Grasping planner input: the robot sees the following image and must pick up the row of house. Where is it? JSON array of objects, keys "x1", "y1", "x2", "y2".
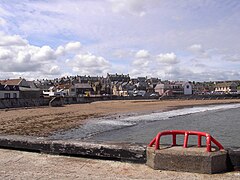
[
  {"x1": 0, "y1": 78, "x2": 41, "y2": 99},
  {"x1": 0, "y1": 74, "x2": 239, "y2": 99}
]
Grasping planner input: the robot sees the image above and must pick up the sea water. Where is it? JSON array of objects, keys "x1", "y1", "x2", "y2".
[{"x1": 49, "y1": 103, "x2": 240, "y2": 148}]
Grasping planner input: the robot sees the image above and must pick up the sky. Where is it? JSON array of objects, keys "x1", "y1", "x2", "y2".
[{"x1": 0, "y1": 0, "x2": 240, "y2": 81}]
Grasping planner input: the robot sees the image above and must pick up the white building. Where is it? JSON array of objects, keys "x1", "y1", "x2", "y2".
[
  {"x1": 183, "y1": 82, "x2": 193, "y2": 95},
  {"x1": 0, "y1": 84, "x2": 20, "y2": 99}
]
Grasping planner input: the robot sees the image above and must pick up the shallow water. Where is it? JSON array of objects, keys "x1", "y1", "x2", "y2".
[{"x1": 49, "y1": 103, "x2": 240, "y2": 148}]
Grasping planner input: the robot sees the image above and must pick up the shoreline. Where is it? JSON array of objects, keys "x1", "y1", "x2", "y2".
[{"x1": 1, "y1": 99, "x2": 240, "y2": 137}]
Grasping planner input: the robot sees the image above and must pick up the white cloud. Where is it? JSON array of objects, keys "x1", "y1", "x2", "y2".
[
  {"x1": 32, "y1": 46, "x2": 56, "y2": 61},
  {"x1": 0, "y1": 32, "x2": 28, "y2": 46},
  {"x1": 69, "y1": 53, "x2": 111, "y2": 75},
  {"x1": 135, "y1": 49, "x2": 150, "y2": 58},
  {"x1": 0, "y1": 1, "x2": 240, "y2": 81},
  {"x1": 0, "y1": 32, "x2": 114, "y2": 78},
  {"x1": 65, "y1": 41, "x2": 81, "y2": 52},
  {"x1": 188, "y1": 44, "x2": 203, "y2": 53},
  {"x1": 223, "y1": 54, "x2": 240, "y2": 62},
  {"x1": 109, "y1": 0, "x2": 160, "y2": 16},
  {"x1": 55, "y1": 45, "x2": 65, "y2": 56},
  {"x1": 0, "y1": 48, "x2": 12, "y2": 59},
  {"x1": 130, "y1": 49, "x2": 152, "y2": 77},
  {"x1": 0, "y1": 32, "x2": 61, "y2": 76},
  {"x1": 110, "y1": 0, "x2": 147, "y2": 16},
  {"x1": 156, "y1": 52, "x2": 179, "y2": 64},
  {"x1": 55, "y1": 42, "x2": 82, "y2": 56},
  {"x1": 112, "y1": 49, "x2": 134, "y2": 58},
  {"x1": 49, "y1": 65, "x2": 61, "y2": 75},
  {"x1": 132, "y1": 58, "x2": 149, "y2": 67},
  {"x1": 131, "y1": 50, "x2": 177, "y2": 78},
  {"x1": 16, "y1": 51, "x2": 31, "y2": 64},
  {"x1": 187, "y1": 44, "x2": 210, "y2": 59},
  {"x1": 0, "y1": 17, "x2": 6, "y2": 26}
]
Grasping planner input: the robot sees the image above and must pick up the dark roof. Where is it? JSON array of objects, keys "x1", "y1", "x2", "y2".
[
  {"x1": 57, "y1": 84, "x2": 73, "y2": 89},
  {"x1": 27, "y1": 81, "x2": 38, "y2": 88},
  {"x1": 215, "y1": 82, "x2": 237, "y2": 88},
  {"x1": 74, "y1": 83, "x2": 92, "y2": 89}
]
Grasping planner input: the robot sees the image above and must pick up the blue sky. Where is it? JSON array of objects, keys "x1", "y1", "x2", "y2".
[{"x1": 0, "y1": 0, "x2": 240, "y2": 81}]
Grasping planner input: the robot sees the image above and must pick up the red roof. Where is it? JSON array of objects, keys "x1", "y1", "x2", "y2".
[{"x1": 0, "y1": 79, "x2": 22, "y2": 86}]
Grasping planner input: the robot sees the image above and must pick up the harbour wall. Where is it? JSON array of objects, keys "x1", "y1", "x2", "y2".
[{"x1": 0, "y1": 94, "x2": 240, "y2": 109}]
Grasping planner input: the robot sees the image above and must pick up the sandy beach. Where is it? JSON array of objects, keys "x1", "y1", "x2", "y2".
[{"x1": 1, "y1": 99, "x2": 240, "y2": 136}]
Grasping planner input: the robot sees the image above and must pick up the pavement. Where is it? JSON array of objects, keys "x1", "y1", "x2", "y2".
[{"x1": 0, "y1": 149, "x2": 240, "y2": 180}]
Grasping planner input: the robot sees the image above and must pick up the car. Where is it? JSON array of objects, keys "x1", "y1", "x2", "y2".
[{"x1": 150, "y1": 93, "x2": 159, "y2": 97}]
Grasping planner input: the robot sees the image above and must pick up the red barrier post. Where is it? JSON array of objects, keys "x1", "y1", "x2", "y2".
[
  {"x1": 172, "y1": 134, "x2": 176, "y2": 146},
  {"x1": 206, "y1": 135, "x2": 211, "y2": 152},
  {"x1": 183, "y1": 132, "x2": 188, "y2": 148},
  {"x1": 198, "y1": 135, "x2": 202, "y2": 147},
  {"x1": 148, "y1": 130, "x2": 224, "y2": 152}
]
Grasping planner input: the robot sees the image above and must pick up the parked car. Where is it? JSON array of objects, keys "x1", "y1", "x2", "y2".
[{"x1": 150, "y1": 93, "x2": 159, "y2": 97}]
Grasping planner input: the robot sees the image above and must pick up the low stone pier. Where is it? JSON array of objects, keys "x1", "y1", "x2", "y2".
[
  {"x1": 0, "y1": 135, "x2": 146, "y2": 163},
  {"x1": 0, "y1": 135, "x2": 240, "y2": 173}
]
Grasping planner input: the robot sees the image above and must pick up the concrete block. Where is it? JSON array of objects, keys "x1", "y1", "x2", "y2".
[
  {"x1": 146, "y1": 146, "x2": 227, "y2": 174},
  {"x1": 226, "y1": 148, "x2": 240, "y2": 170}
]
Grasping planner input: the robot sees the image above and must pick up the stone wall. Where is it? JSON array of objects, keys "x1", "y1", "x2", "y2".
[
  {"x1": 0, "y1": 98, "x2": 49, "y2": 109},
  {"x1": 0, "y1": 94, "x2": 239, "y2": 109}
]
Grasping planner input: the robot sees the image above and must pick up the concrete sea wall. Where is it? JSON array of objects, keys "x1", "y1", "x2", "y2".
[
  {"x1": 0, "y1": 135, "x2": 239, "y2": 171},
  {"x1": 0, "y1": 98, "x2": 49, "y2": 109},
  {"x1": 0, "y1": 94, "x2": 240, "y2": 109}
]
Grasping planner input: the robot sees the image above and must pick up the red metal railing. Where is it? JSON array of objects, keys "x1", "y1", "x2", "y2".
[{"x1": 148, "y1": 130, "x2": 224, "y2": 152}]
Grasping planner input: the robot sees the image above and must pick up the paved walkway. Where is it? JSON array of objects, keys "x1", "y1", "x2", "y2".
[{"x1": 0, "y1": 149, "x2": 239, "y2": 180}]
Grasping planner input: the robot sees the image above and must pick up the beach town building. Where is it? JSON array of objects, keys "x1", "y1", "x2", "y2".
[
  {"x1": 99, "y1": 78, "x2": 111, "y2": 95},
  {"x1": 0, "y1": 84, "x2": 20, "y2": 99},
  {"x1": 55, "y1": 84, "x2": 73, "y2": 96},
  {"x1": 73, "y1": 83, "x2": 93, "y2": 96},
  {"x1": 154, "y1": 81, "x2": 193, "y2": 96},
  {"x1": 154, "y1": 83, "x2": 165, "y2": 96},
  {"x1": 107, "y1": 73, "x2": 130, "y2": 83},
  {"x1": 42, "y1": 86, "x2": 55, "y2": 97},
  {"x1": 183, "y1": 82, "x2": 193, "y2": 95},
  {"x1": 147, "y1": 78, "x2": 160, "y2": 86},
  {"x1": 112, "y1": 82, "x2": 120, "y2": 96},
  {"x1": 77, "y1": 75, "x2": 101, "y2": 84},
  {"x1": 0, "y1": 78, "x2": 41, "y2": 98},
  {"x1": 35, "y1": 79, "x2": 55, "y2": 91},
  {"x1": 91, "y1": 81, "x2": 102, "y2": 95},
  {"x1": 44, "y1": 83, "x2": 94, "y2": 97},
  {"x1": 214, "y1": 82, "x2": 237, "y2": 93},
  {"x1": 1, "y1": 74, "x2": 219, "y2": 99},
  {"x1": 112, "y1": 82, "x2": 135, "y2": 96}
]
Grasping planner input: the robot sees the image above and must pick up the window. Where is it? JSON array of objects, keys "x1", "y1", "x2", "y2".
[
  {"x1": 13, "y1": 93, "x2": 17, "y2": 98},
  {"x1": 186, "y1": 85, "x2": 189, "y2": 89},
  {"x1": 4, "y1": 93, "x2": 10, "y2": 98}
]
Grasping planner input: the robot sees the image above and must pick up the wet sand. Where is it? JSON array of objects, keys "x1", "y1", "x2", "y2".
[{"x1": 1, "y1": 99, "x2": 240, "y2": 136}]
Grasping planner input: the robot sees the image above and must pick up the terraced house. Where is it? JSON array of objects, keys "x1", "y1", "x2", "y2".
[
  {"x1": 0, "y1": 78, "x2": 41, "y2": 98},
  {"x1": 214, "y1": 82, "x2": 237, "y2": 93},
  {"x1": 0, "y1": 84, "x2": 19, "y2": 99}
]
